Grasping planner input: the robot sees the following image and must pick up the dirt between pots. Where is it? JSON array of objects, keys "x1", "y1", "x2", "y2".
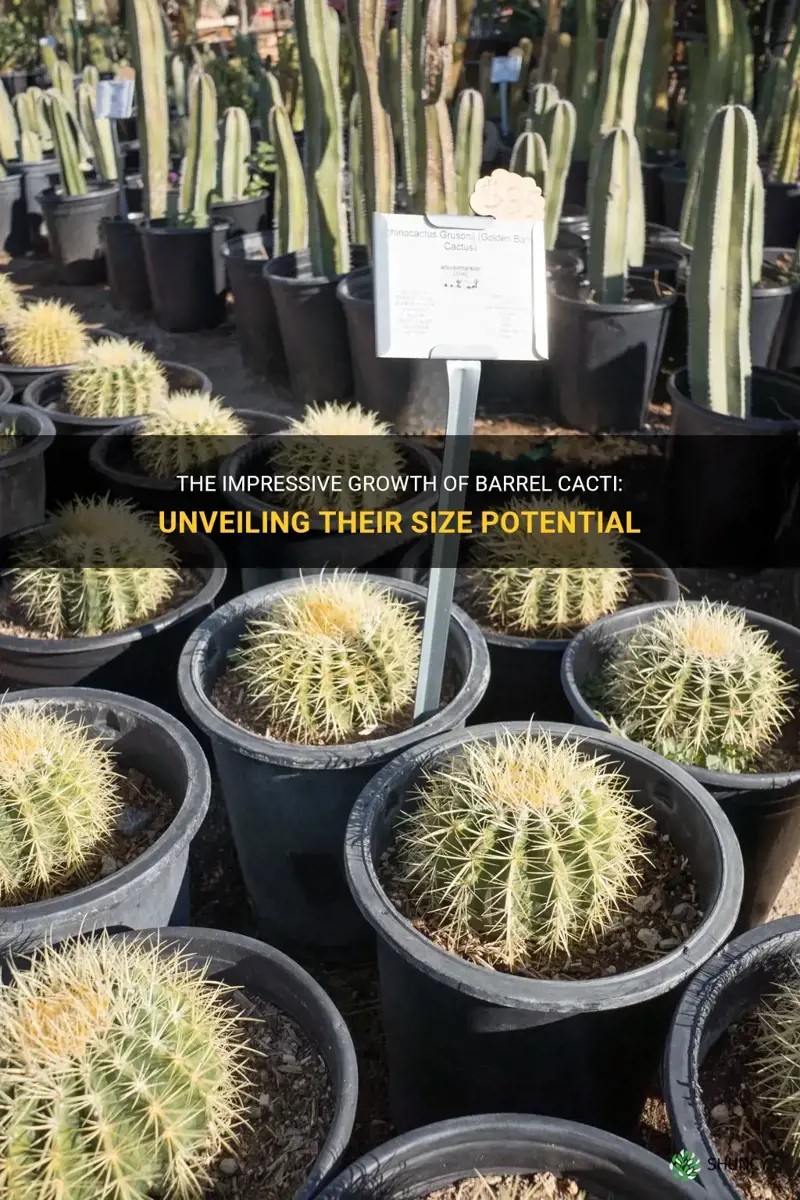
[
  {"x1": 426, "y1": 1175, "x2": 588, "y2": 1200},
  {"x1": 206, "y1": 990, "x2": 334, "y2": 1200}
]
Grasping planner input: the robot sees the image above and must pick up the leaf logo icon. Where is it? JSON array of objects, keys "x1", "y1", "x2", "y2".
[{"x1": 670, "y1": 1149, "x2": 701, "y2": 1180}]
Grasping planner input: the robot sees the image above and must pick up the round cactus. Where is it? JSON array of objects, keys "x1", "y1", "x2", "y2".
[
  {"x1": 4, "y1": 299, "x2": 89, "y2": 367},
  {"x1": 132, "y1": 390, "x2": 247, "y2": 478},
  {"x1": 10, "y1": 497, "x2": 180, "y2": 638},
  {"x1": 605, "y1": 599, "x2": 795, "y2": 770},
  {"x1": 272, "y1": 401, "x2": 405, "y2": 511},
  {"x1": 0, "y1": 273, "x2": 24, "y2": 325},
  {"x1": 0, "y1": 931, "x2": 252, "y2": 1200},
  {"x1": 63, "y1": 338, "x2": 170, "y2": 419},
  {"x1": 755, "y1": 981, "x2": 800, "y2": 1166},
  {"x1": 396, "y1": 731, "x2": 651, "y2": 966},
  {"x1": 468, "y1": 498, "x2": 632, "y2": 635},
  {"x1": 232, "y1": 575, "x2": 422, "y2": 745},
  {"x1": 0, "y1": 702, "x2": 120, "y2": 902}
]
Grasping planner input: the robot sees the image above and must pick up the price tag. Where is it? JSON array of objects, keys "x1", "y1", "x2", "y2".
[
  {"x1": 95, "y1": 78, "x2": 135, "y2": 120},
  {"x1": 490, "y1": 55, "x2": 522, "y2": 84}
]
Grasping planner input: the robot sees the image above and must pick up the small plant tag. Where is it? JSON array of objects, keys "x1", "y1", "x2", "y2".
[
  {"x1": 95, "y1": 79, "x2": 135, "y2": 121},
  {"x1": 490, "y1": 55, "x2": 523, "y2": 84}
]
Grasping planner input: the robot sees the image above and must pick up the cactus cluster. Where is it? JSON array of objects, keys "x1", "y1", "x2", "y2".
[
  {"x1": 133, "y1": 391, "x2": 247, "y2": 478},
  {"x1": 273, "y1": 401, "x2": 404, "y2": 511},
  {"x1": 754, "y1": 978, "x2": 800, "y2": 1168},
  {"x1": 605, "y1": 599, "x2": 795, "y2": 771},
  {"x1": 232, "y1": 574, "x2": 422, "y2": 745},
  {"x1": 0, "y1": 932, "x2": 252, "y2": 1199},
  {"x1": 9, "y1": 497, "x2": 180, "y2": 639},
  {"x1": 44, "y1": 89, "x2": 89, "y2": 197},
  {"x1": 3, "y1": 300, "x2": 89, "y2": 368},
  {"x1": 63, "y1": 339, "x2": 169, "y2": 419},
  {"x1": 396, "y1": 731, "x2": 651, "y2": 965},
  {"x1": 468, "y1": 499, "x2": 632, "y2": 636},
  {"x1": 0, "y1": 702, "x2": 119, "y2": 902},
  {"x1": 76, "y1": 81, "x2": 117, "y2": 182}
]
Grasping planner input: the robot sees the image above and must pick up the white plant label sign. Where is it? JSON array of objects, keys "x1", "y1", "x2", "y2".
[
  {"x1": 95, "y1": 79, "x2": 135, "y2": 120},
  {"x1": 490, "y1": 55, "x2": 523, "y2": 83}
]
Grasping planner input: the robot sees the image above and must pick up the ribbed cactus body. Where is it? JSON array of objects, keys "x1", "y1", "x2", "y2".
[
  {"x1": 755, "y1": 982, "x2": 800, "y2": 1167},
  {"x1": 400, "y1": 0, "x2": 457, "y2": 215},
  {"x1": 76, "y1": 82, "x2": 117, "y2": 182},
  {"x1": 0, "y1": 275, "x2": 23, "y2": 325},
  {"x1": 348, "y1": 92, "x2": 369, "y2": 244},
  {"x1": 526, "y1": 82, "x2": 558, "y2": 135},
  {"x1": 179, "y1": 71, "x2": 218, "y2": 227},
  {"x1": 4, "y1": 301, "x2": 88, "y2": 367},
  {"x1": 346, "y1": 0, "x2": 396, "y2": 253},
  {"x1": 454, "y1": 88, "x2": 483, "y2": 215},
  {"x1": 590, "y1": 0, "x2": 649, "y2": 145},
  {"x1": 129, "y1": 0, "x2": 169, "y2": 219},
  {"x1": 541, "y1": 98, "x2": 576, "y2": 248},
  {"x1": 637, "y1": 0, "x2": 675, "y2": 150},
  {"x1": 52, "y1": 59, "x2": 76, "y2": 109},
  {"x1": 588, "y1": 127, "x2": 637, "y2": 303},
  {"x1": 571, "y1": 0, "x2": 597, "y2": 158},
  {"x1": 13, "y1": 89, "x2": 48, "y2": 157},
  {"x1": 295, "y1": 0, "x2": 350, "y2": 275},
  {"x1": 171, "y1": 51, "x2": 188, "y2": 116},
  {"x1": 0, "y1": 85, "x2": 19, "y2": 163},
  {"x1": 508, "y1": 38, "x2": 533, "y2": 126},
  {"x1": 219, "y1": 106, "x2": 250, "y2": 201},
  {"x1": 270, "y1": 102, "x2": 308, "y2": 256},
  {"x1": 730, "y1": 0, "x2": 754, "y2": 107},
  {"x1": 258, "y1": 68, "x2": 283, "y2": 140},
  {"x1": 82, "y1": 63, "x2": 100, "y2": 93},
  {"x1": 770, "y1": 81, "x2": 800, "y2": 184},
  {"x1": 510, "y1": 128, "x2": 548, "y2": 194},
  {"x1": 133, "y1": 391, "x2": 247, "y2": 478},
  {"x1": 63, "y1": 339, "x2": 169, "y2": 419}
]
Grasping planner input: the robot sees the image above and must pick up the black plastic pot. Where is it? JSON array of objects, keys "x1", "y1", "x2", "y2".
[
  {"x1": 0, "y1": 170, "x2": 27, "y2": 257},
  {"x1": 178, "y1": 575, "x2": 491, "y2": 956},
  {"x1": 345, "y1": 719, "x2": 743, "y2": 1134},
  {"x1": 661, "y1": 164, "x2": 687, "y2": 233},
  {"x1": 764, "y1": 180, "x2": 800, "y2": 250},
  {"x1": 0, "y1": 325, "x2": 122, "y2": 398},
  {"x1": 1, "y1": 70, "x2": 28, "y2": 98},
  {"x1": 564, "y1": 157, "x2": 589, "y2": 208},
  {"x1": 140, "y1": 218, "x2": 230, "y2": 332},
  {"x1": 562, "y1": 601, "x2": 800, "y2": 932},
  {"x1": 100, "y1": 214, "x2": 151, "y2": 314},
  {"x1": 316, "y1": 1114, "x2": 702, "y2": 1200},
  {"x1": 666, "y1": 366, "x2": 800, "y2": 566},
  {"x1": 0, "y1": 403, "x2": 55, "y2": 538},
  {"x1": 643, "y1": 151, "x2": 680, "y2": 227},
  {"x1": 0, "y1": 373, "x2": 12, "y2": 408},
  {"x1": 0, "y1": 531, "x2": 226, "y2": 718},
  {"x1": 221, "y1": 231, "x2": 288, "y2": 381},
  {"x1": 549, "y1": 275, "x2": 676, "y2": 432},
  {"x1": 39, "y1": 184, "x2": 120, "y2": 284},
  {"x1": 399, "y1": 538, "x2": 679, "y2": 723},
  {"x1": 16, "y1": 158, "x2": 60, "y2": 253},
  {"x1": 646, "y1": 222, "x2": 683, "y2": 247},
  {"x1": 630, "y1": 244, "x2": 689, "y2": 292},
  {"x1": 556, "y1": 205, "x2": 589, "y2": 255},
  {"x1": 769, "y1": 247, "x2": 800, "y2": 373},
  {"x1": 0, "y1": 687, "x2": 211, "y2": 952},
  {"x1": 752, "y1": 262, "x2": 795, "y2": 369},
  {"x1": 664, "y1": 915, "x2": 800, "y2": 1200},
  {"x1": 210, "y1": 193, "x2": 268, "y2": 239},
  {"x1": 266, "y1": 245, "x2": 367, "y2": 407}
]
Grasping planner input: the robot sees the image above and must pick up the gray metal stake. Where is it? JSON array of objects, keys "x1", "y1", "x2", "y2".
[{"x1": 414, "y1": 358, "x2": 481, "y2": 719}]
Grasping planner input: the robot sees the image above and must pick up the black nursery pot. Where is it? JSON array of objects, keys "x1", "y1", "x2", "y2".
[
  {"x1": 661, "y1": 164, "x2": 687, "y2": 234},
  {"x1": 210, "y1": 192, "x2": 268, "y2": 239},
  {"x1": 764, "y1": 180, "x2": 800, "y2": 250},
  {"x1": 178, "y1": 576, "x2": 490, "y2": 957},
  {"x1": 630, "y1": 244, "x2": 689, "y2": 293},
  {"x1": 100, "y1": 214, "x2": 151, "y2": 314},
  {"x1": 643, "y1": 150, "x2": 680, "y2": 227},
  {"x1": 345, "y1": 720, "x2": 743, "y2": 1135},
  {"x1": 752, "y1": 261, "x2": 795, "y2": 369},
  {"x1": 0, "y1": 531, "x2": 226, "y2": 719},
  {"x1": 0, "y1": 688, "x2": 211, "y2": 952},
  {"x1": 0, "y1": 171, "x2": 28, "y2": 257},
  {"x1": 664, "y1": 915, "x2": 800, "y2": 1200},
  {"x1": 316, "y1": 1114, "x2": 703, "y2": 1200},
  {"x1": 564, "y1": 157, "x2": 589, "y2": 208},
  {"x1": 38, "y1": 184, "x2": 120, "y2": 284},
  {"x1": 398, "y1": 539, "x2": 679, "y2": 723},
  {"x1": 1, "y1": 69, "x2": 28, "y2": 98},
  {"x1": 0, "y1": 325, "x2": 121, "y2": 398},
  {"x1": 562, "y1": 601, "x2": 800, "y2": 932},
  {"x1": 266, "y1": 245, "x2": 367, "y2": 407},
  {"x1": 0, "y1": 403, "x2": 55, "y2": 538},
  {"x1": 221, "y1": 231, "x2": 288, "y2": 381},
  {"x1": 16, "y1": 158, "x2": 60, "y2": 253},
  {"x1": 140, "y1": 218, "x2": 231, "y2": 332},
  {"x1": 549, "y1": 275, "x2": 676, "y2": 432}
]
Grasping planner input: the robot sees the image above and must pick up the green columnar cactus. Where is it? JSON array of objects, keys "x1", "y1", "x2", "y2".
[
  {"x1": 396, "y1": 731, "x2": 651, "y2": 965},
  {"x1": 52, "y1": 59, "x2": 76, "y2": 109},
  {"x1": 277, "y1": 29, "x2": 303, "y2": 132},
  {"x1": 381, "y1": 25, "x2": 402, "y2": 137},
  {"x1": 19, "y1": 131, "x2": 43, "y2": 163},
  {"x1": 295, "y1": 0, "x2": 350, "y2": 275},
  {"x1": 133, "y1": 391, "x2": 247, "y2": 478},
  {"x1": 348, "y1": 92, "x2": 369, "y2": 245},
  {"x1": 454, "y1": 88, "x2": 483, "y2": 215},
  {"x1": 232, "y1": 574, "x2": 422, "y2": 745},
  {"x1": 509, "y1": 38, "x2": 533, "y2": 127},
  {"x1": 82, "y1": 62, "x2": 100, "y2": 94},
  {"x1": 770, "y1": 81, "x2": 800, "y2": 184},
  {"x1": 526, "y1": 81, "x2": 558, "y2": 136},
  {"x1": 510, "y1": 127, "x2": 549, "y2": 194},
  {"x1": 755, "y1": 981, "x2": 800, "y2": 1167},
  {"x1": 551, "y1": 33, "x2": 572, "y2": 92},
  {"x1": 10, "y1": 497, "x2": 180, "y2": 638},
  {"x1": 13, "y1": 91, "x2": 44, "y2": 155},
  {"x1": 29, "y1": 87, "x2": 53, "y2": 153},
  {"x1": 218, "y1": 106, "x2": 250, "y2": 201},
  {"x1": 44, "y1": 91, "x2": 88, "y2": 197},
  {"x1": 0, "y1": 703, "x2": 119, "y2": 901},
  {"x1": 689, "y1": 0, "x2": 736, "y2": 171},
  {"x1": 270, "y1": 102, "x2": 308, "y2": 256},
  {"x1": 756, "y1": 54, "x2": 789, "y2": 152},
  {"x1": 446, "y1": 0, "x2": 477, "y2": 101},
  {"x1": 345, "y1": 0, "x2": 396, "y2": 254},
  {"x1": 258, "y1": 68, "x2": 283, "y2": 141},
  {"x1": 400, "y1": 0, "x2": 458, "y2": 215},
  {"x1": 171, "y1": 50, "x2": 188, "y2": 117},
  {"x1": 681, "y1": 39, "x2": 706, "y2": 161},
  {"x1": 606, "y1": 599, "x2": 794, "y2": 770},
  {"x1": 590, "y1": 0, "x2": 649, "y2": 146},
  {"x1": 686, "y1": 104, "x2": 758, "y2": 417},
  {"x1": 571, "y1": 0, "x2": 598, "y2": 158},
  {"x1": 63, "y1": 339, "x2": 169, "y2": 419},
  {"x1": 0, "y1": 84, "x2": 19, "y2": 163},
  {"x1": 40, "y1": 42, "x2": 59, "y2": 86},
  {"x1": 76, "y1": 82, "x2": 117, "y2": 182},
  {"x1": 588, "y1": 126, "x2": 638, "y2": 303},
  {"x1": 730, "y1": 0, "x2": 753, "y2": 108},
  {"x1": 541, "y1": 98, "x2": 576, "y2": 248},
  {"x1": 4, "y1": 300, "x2": 89, "y2": 367},
  {"x1": 128, "y1": 0, "x2": 170, "y2": 220},
  {"x1": 0, "y1": 932, "x2": 252, "y2": 1200},
  {"x1": 637, "y1": 0, "x2": 676, "y2": 151},
  {"x1": 179, "y1": 71, "x2": 218, "y2": 227}
]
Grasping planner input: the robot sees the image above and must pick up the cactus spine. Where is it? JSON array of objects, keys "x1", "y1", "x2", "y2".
[
  {"x1": 571, "y1": 0, "x2": 598, "y2": 158},
  {"x1": 295, "y1": 0, "x2": 350, "y2": 275},
  {"x1": 588, "y1": 127, "x2": 637, "y2": 304},
  {"x1": 270, "y1": 103, "x2": 308, "y2": 256},
  {"x1": 179, "y1": 71, "x2": 218, "y2": 227},
  {"x1": 44, "y1": 91, "x2": 88, "y2": 197},
  {"x1": 346, "y1": 0, "x2": 395, "y2": 254},
  {"x1": 541, "y1": 98, "x2": 576, "y2": 248},
  {"x1": 454, "y1": 88, "x2": 483, "y2": 215},
  {"x1": 686, "y1": 104, "x2": 758, "y2": 418},
  {"x1": 348, "y1": 92, "x2": 369, "y2": 244},
  {"x1": 129, "y1": 0, "x2": 170, "y2": 220},
  {"x1": 76, "y1": 83, "x2": 117, "y2": 182},
  {"x1": 219, "y1": 106, "x2": 250, "y2": 201}
]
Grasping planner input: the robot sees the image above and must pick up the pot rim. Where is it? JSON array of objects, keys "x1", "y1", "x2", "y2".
[
  {"x1": 220, "y1": 229, "x2": 273, "y2": 260},
  {"x1": 550, "y1": 274, "x2": 677, "y2": 314},
  {"x1": 264, "y1": 245, "x2": 367, "y2": 288},
  {"x1": 140, "y1": 217, "x2": 232, "y2": 237},
  {"x1": 668, "y1": 366, "x2": 800, "y2": 430},
  {"x1": 0, "y1": 401, "x2": 55, "y2": 467},
  {"x1": 0, "y1": 326, "x2": 122, "y2": 381}
]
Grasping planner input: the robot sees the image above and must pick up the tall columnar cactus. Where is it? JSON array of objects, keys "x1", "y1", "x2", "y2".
[
  {"x1": 76, "y1": 82, "x2": 117, "y2": 182},
  {"x1": 770, "y1": 81, "x2": 800, "y2": 184},
  {"x1": 128, "y1": 0, "x2": 169, "y2": 220},
  {"x1": 681, "y1": 39, "x2": 706, "y2": 160},
  {"x1": 218, "y1": 105, "x2": 250, "y2": 201},
  {"x1": 686, "y1": 104, "x2": 759, "y2": 418},
  {"x1": 508, "y1": 38, "x2": 533, "y2": 126},
  {"x1": 295, "y1": 0, "x2": 350, "y2": 275},
  {"x1": 541, "y1": 98, "x2": 576, "y2": 248},
  {"x1": 44, "y1": 91, "x2": 88, "y2": 197},
  {"x1": 446, "y1": 0, "x2": 477, "y2": 101},
  {"x1": 345, "y1": 0, "x2": 395, "y2": 254},
  {"x1": 179, "y1": 71, "x2": 218, "y2": 227},
  {"x1": 454, "y1": 88, "x2": 483, "y2": 215},
  {"x1": 510, "y1": 127, "x2": 549, "y2": 195},
  {"x1": 52, "y1": 59, "x2": 76, "y2": 110},
  {"x1": 0, "y1": 85, "x2": 19, "y2": 163},
  {"x1": 637, "y1": 0, "x2": 676, "y2": 151},
  {"x1": 171, "y1": 51, "x2": 188, "y2": 117},
  {"x1": 348, "y1": 92, "x2": 369, "y2": 244},
  {"x1": 730, "y1": 0, "x2": 754, "y2": 108},
  {"x1": 587, "y1": 126, "x2": 639, "y2": 303},
  {"x1": 689, "y1": 0, "x2": 738, "y2": 170},
  {"x1": 571, "y1": 0, "x2": 598, "y2": 158},
  {"x1": 590, "y1": 0, "x2": 649, "y2": 147},
  {"x1": 756, "y1": 53, "x2": 789, "y2": 152},
  {"x1": 526, "y1": 81, "x2": 558, "y2": 135},
  {"x1": 401, "y1": 0, "x2": 458, "y2": 215},
  {"x1": 270, "y1": 102, "x2": 308, "y2": 256},
  {"x1": 82, "y1": 62, "x2": 100, "y2": 94},
  {"x1": 258, "y1": 68, "x2": 283, "y2": 141}
]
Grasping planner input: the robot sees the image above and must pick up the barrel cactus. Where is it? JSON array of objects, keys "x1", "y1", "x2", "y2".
[
  {"x1": 0, "y1": 931, "x2": 252, "y2": 1199},
  {"x1": 0, "y1": 274, "x2": 24, "y2": 325},
  {"x1": 396, "y1": 730, "x2": 651, "y2": 966},
  {"x1": 605, "y1": 599, "x2": 794, "y2": 771},
  {"x1": 63, "y1": 339, "x2": 169, "y2": 419},
  {"x1": 754, "y1": 980, "x2": 800, "y2": 1167},
  {"x1": 232, "y1": 574, "x2": 422, "y2": 745},
  {"x1": 9, "y1": 497, "x2": 180, "y2": 638},
  {"x1": 0, "y1": 702, "x2": 119, "y2": 902},
  {"x1": 133, "y1": 391, "x2": 247, "y2": 478},
  {"x1": 3, "y1": 300, "x2": 89, "y2": 367},
  {"x1": 467, "y1": 499, "x2": 631, "y2": 636}
]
